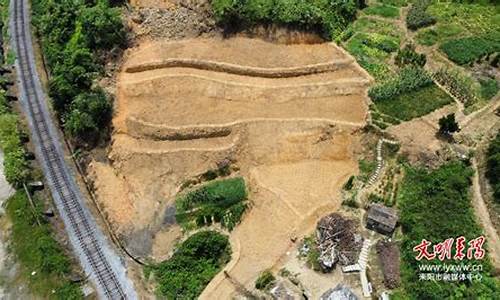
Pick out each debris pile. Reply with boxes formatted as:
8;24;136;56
316;213;363;272
376;240;401;289
320;284;358;300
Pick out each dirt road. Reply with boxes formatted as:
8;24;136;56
471;159;500;268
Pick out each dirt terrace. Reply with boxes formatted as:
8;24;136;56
89;37;371;297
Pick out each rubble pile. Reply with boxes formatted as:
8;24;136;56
376;240;401;289
316;213;363;272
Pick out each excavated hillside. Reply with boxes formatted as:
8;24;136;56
88;36;372;297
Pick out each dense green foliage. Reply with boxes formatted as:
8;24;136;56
368;67;433;102
374;84;453;122
438;113;459;135
65;88;112;139
486;131;500;203
395;44;426;68
479;77;499;100
255;270;275;290
32;0;125;143
210;0;358;38
0;91;30;187
363;4;400;18
150;231;230;299
440;32;500;65
345;32;399;79
176;177;247;230
6;191;83;299
406;0;436;30
395;161;499;299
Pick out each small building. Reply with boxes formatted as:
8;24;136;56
366;204;398;235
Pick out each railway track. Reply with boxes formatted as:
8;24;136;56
9;0;136;298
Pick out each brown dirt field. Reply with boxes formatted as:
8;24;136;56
124;37;347;69
89;36;371;296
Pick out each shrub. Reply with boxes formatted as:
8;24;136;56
343;175;355;190
395;44;426;67
433;68;480;107
368;67;433;102
479;78;499;100
438;113;459;136
486;131;500;203
0;113;30;186
211;0;358;39
255;270;275;290
440;33;500;65
64;88;112;139
406;0;436;30
152;231;231;299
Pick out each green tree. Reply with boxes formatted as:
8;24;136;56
64;88;111;139
438;113;459;136
78;1;126;50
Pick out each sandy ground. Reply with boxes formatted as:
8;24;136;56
124;37;347;69
89;36;370;296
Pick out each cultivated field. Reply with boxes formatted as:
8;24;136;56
89;37;371;296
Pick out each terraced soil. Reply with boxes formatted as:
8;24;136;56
89;37;371;296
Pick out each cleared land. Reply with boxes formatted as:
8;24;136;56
89;37;371;296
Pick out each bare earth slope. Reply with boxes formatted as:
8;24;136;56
89;37;371;297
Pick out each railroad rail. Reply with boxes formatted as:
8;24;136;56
9;0;137;298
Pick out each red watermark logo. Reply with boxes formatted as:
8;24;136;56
413;236;486;261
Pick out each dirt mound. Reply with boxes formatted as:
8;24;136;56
89;36;371;297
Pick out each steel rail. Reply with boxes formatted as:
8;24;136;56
9;0;137;298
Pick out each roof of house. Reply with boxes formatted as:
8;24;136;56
367;204;398;229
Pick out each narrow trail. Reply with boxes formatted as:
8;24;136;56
471;159;500;268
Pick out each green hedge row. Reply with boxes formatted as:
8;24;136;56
368;67;433;102
211;0;359;38
150;231;231;299
32;0;124;144
440;32;500;65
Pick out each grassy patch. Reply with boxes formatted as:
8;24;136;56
374;84;453;121
351;17;399;37
378;0;408;7
396;161;500;299
5;191;83;299
479;78;499;100
358;159;376;183
440;32;500;65
428;2;500;37
175;177;247;230
149;231;231;299
363;4;400;19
